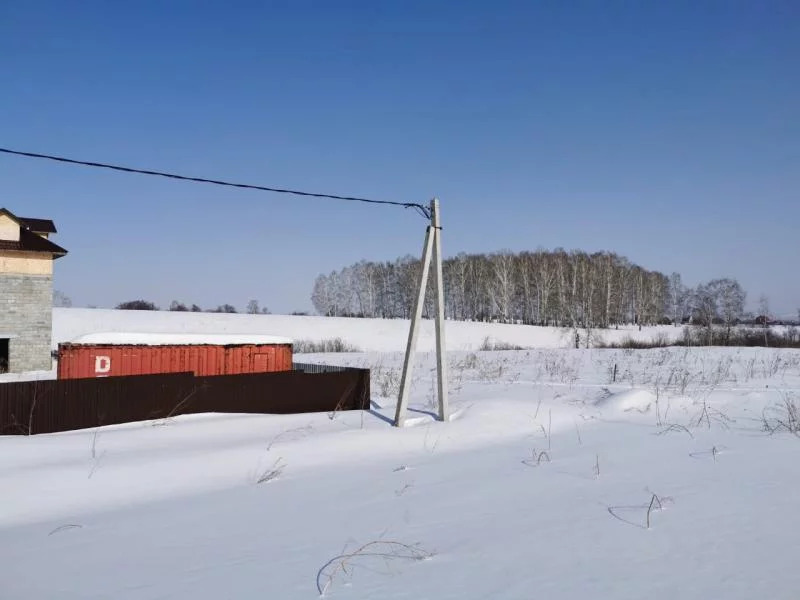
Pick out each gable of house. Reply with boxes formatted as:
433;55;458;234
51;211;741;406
0;212;20;242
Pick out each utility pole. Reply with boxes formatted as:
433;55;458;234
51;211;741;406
394;198;448;427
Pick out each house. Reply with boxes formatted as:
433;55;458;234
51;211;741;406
0;208;67;372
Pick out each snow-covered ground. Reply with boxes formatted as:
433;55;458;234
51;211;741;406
2;308;683;383
52;307;683;352
2;311;800;598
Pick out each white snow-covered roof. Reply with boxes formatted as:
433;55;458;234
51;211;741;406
69;332;293;346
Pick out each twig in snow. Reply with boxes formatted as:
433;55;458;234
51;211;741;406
423;426;440;454
607;492;671;530
27;382;40;435
646;493;663;529
88;430;107;479
574;420;582;445
690;400;733;431
316;540;434;596
48;524;82;536
689;445;726;461
395;482;414;497
522;449;551;467
255;457;286;484
152;384;205;426
655;424;694;439
761;392;800;436
593;454;600;479
266;425;313;451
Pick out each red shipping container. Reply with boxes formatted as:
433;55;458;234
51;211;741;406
57;333;293;379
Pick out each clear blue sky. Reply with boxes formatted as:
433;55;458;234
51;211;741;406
2;1;798;315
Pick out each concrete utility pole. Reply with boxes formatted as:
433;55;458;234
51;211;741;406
394;198;448;427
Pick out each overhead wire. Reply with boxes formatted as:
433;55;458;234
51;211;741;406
0;147;431;219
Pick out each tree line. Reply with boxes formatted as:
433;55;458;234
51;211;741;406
114;299;270;314
311;249;752;329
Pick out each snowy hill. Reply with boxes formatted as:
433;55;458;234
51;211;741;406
52;307;681;352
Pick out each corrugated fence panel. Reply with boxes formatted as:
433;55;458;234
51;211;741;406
292;363;350;374
0;374;197;435
0;367;370;435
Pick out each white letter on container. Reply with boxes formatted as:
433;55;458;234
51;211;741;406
95;355;111;375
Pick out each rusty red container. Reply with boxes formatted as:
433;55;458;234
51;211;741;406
57;333;293;379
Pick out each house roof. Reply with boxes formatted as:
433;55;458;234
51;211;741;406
0;208;67;258
19;217;57;233
0;227;68;257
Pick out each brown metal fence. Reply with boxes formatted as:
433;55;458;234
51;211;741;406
0;365;370;435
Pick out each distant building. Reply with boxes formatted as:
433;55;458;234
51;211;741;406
0;208;67;372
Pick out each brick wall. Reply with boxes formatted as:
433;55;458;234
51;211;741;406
0;274;53;372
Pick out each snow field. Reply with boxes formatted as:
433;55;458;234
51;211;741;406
1;311;800;598
51;307;683;353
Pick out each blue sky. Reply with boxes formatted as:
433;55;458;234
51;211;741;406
2;1;798;315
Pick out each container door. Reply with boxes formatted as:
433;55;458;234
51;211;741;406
254;353;272;372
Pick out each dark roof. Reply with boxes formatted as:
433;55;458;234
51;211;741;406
0;209;67;258
20;217;57;233
0;227;67;258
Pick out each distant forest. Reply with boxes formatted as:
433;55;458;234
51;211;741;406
311;249;748;329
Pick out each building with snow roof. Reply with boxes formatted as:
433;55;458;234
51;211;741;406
57;332;294;378
0;208;67;372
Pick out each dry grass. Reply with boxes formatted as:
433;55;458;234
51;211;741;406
762;392;800;436
656;424;694;439
607;492;670;530
254;457;286;484
522;449;551;467
316;540;434;596
479;337;527;351
87;429;106;479
266;425;313;451
48;524;83;536
371;363;403;399
293;338;360;353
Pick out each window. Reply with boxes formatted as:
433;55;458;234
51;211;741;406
0;338;9;373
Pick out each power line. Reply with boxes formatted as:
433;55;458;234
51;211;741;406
0;147;431;219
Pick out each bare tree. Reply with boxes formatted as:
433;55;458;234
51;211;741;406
311;274;334;316
693;279;745;344
758;294;770;346
692;283;717;343
117;300;158;310
210;304;237;314
53;290;72;308
311;249;710;329
246;299;260;314
668;273;684;326
711;278;746;343
489;251;515;323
